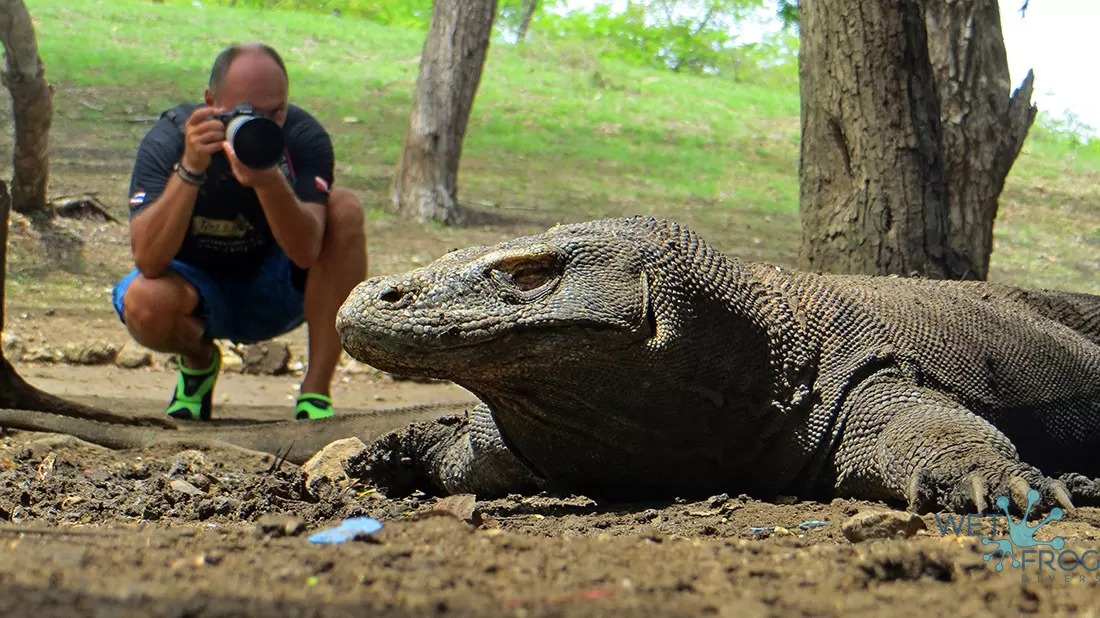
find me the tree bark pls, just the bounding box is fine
[390,0,498,226]
[924,0,1036,280]
[516,0,539,41]
[0,156,166,426]
[798,0,954,279]
[0,0,54,218]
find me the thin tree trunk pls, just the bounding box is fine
[516,0,538,41]
[0,121,165,427]
[0,181,7,331]
[0,0,53,218]
[390,0,498,226]
[798,0,954,278]
[924,0,1036,280]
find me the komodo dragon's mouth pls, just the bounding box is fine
[343,317,634,354]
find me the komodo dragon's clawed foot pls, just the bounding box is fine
[840,376,1086,516]
[1056,473,1100,507]
[347,404,542,498]
[906,463,1077,516]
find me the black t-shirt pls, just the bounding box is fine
[126,103,334,277]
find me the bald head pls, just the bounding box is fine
[205,43,290,125]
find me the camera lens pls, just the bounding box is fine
[225,115,285,169]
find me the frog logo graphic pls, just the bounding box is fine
[981,489,1065,571]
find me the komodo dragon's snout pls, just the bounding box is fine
[336,232,654,381]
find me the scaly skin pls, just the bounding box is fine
[337,216,1100,514]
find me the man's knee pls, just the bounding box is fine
[325,187,366,247]
[121,274,198,344]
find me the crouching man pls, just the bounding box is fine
[112,43,367,421]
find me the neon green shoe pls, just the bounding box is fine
[165,346,222,421]
[295,393,334,420]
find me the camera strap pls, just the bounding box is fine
[160,103,203,135]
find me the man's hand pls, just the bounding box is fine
[181,106,227,173]
[222,140,285,189]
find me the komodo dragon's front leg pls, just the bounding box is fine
[351,403,543,498]
[832,372,1091,514]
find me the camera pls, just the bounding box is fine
[214,104,285,170]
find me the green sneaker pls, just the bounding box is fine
[165,346,222,421]
[295,393,334,420]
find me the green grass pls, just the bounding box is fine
[3,0,1097,309]
[30,0,803,219]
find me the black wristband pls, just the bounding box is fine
[174,162,204,186]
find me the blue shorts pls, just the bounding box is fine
[112,249,307,345]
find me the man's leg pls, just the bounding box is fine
[118,272,215,367]
[114,267,225,420]
[299,187,368,408]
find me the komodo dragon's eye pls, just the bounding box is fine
[492,253,561,292]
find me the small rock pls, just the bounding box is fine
[1,332,25,359]
[240,340,291,375]
[169,479,205,497]
[62,340,118,365]
[841,509,927,543]
[707,493,730,509]
[28,435,109,457]
[220,349,244,373]
[301,437,368,490]
[115,342,153,369]
[432,494,478,523]
[339,359,375,376]
[255,513,306,538]
[23,345,63,363]
[170,450,208,474]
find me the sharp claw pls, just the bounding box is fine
[1009,477,1032,513]
[1052,481,1076,516]
[969,473,988,513]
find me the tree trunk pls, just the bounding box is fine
[798,0,955,279]
[390,0,498,226]
[0,0,54,218]
[516,0,539,41]
[924,0,1036,280]
[0,145,166,426]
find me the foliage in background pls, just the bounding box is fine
[177,0,433,28]
[160,0,798,82]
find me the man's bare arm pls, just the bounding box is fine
[130,105,226,278]
[222,140,325,269]
[130,176,202,278]
[252,172,325,269]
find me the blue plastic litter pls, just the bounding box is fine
[308,517,384,544]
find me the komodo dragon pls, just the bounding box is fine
[0,402,475,465]
[335,216,1100,514]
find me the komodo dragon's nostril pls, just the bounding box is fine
[378,287,406,304]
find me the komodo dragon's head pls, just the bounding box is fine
[336,216,783,496]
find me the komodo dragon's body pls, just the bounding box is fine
[0,403,475,465]
[335,216,1100,514]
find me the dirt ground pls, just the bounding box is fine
[2,386,1100,617]
[4,335,1100,616]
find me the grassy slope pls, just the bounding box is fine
[3,0,1097,315]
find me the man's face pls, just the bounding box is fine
[206,51,289,127]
